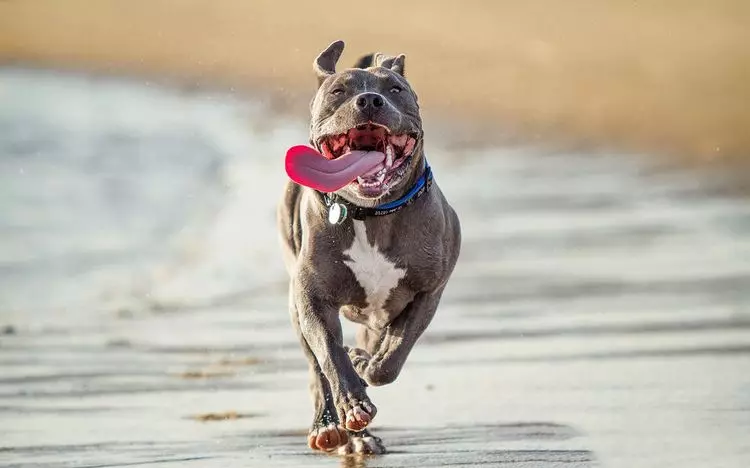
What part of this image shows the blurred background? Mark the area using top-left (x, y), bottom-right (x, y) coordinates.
top-left (1, 1), bottom-right (749, 468)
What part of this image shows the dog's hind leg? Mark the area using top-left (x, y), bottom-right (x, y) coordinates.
top-left (339, 290), bottom-right (444, 454)
top-left (337, 428), bottom-right (386, 455)
top-left (338, 330), bottom-right (388, 455)
top-left (355, 325), bottom-right (381, 353)
top-left (289, 294), bottom-right (349, 452)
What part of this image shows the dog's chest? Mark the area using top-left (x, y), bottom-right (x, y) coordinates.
top-left (342, 221), bottom-right (406, 315)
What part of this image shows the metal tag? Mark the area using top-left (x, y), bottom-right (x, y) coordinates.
top-left (328, 202), bottom-right (347, 225)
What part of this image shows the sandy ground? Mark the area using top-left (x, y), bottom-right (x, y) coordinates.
top-left (1, 0), bottom-right (749, 163)
top-left (1, 69), bottom-right (750, 468)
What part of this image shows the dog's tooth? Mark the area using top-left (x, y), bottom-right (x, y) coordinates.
top-left (403, 137), bottom-right (415, 156)
top-left (321, 141), bottom-right (334, 159)
top-left (343, 145), bottom-right (351, 154)
top-left (391, 134), bottom-right (408, 147)
top-left (385, 144), bottom-right (394, 167)
top-left (377, 172), bottom-right (386, 183)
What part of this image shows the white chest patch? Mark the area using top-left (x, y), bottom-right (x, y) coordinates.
top-left (343, 220), bottom-right (407, 312)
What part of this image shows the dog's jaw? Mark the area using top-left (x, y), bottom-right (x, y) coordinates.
top-left (317, 124), bottom-right (421, 200)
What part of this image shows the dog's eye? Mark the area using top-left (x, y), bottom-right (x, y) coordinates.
top-left (331, 88), bottom-right (345, 96)
top-left (390, 85), bottom-right (403, 94)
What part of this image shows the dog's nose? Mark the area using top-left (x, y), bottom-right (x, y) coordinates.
top-left (355, 93), bottom-right (385, 110)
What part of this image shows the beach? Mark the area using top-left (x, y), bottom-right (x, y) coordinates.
top-left (1, 3), bottom-right (750, 467)
top-left (1, 68), bottom-right (750, 468)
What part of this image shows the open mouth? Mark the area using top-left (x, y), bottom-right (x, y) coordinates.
top-left (318, 124), bottom-right (417, 196)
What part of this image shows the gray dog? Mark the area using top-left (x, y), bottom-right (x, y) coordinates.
top-left (277, 40), bottom-right (461, 455)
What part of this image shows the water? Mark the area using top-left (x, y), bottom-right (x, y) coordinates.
top-left (1, 69), bottom-right (749, 468)
top-left (0, 69), bottom-right (292, 321)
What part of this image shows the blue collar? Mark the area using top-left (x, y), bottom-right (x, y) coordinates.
top-left (372, 163), bottom-right (433, 213)
top-left (324, 162), bottom-right (433, 221)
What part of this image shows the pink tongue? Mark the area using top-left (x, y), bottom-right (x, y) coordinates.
top-left (285, 145), bottom-right (385, 192)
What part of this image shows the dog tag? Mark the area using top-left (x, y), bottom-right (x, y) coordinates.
top-left (328, 202), bottom-right (347, 225)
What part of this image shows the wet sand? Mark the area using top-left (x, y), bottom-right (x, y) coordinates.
top-left (1, 0), bottom-right (749, 162)
top-left (1, 70), bottom-right (750, 467)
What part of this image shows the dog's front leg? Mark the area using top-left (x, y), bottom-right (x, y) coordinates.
top-left (288, 297), bottom-right (350, 452)
top-left (353, 288), bottom-right (444, 387)
top-left (293, 279), bottom-right (377, 432)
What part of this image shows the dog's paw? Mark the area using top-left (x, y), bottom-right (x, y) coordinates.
top-left (339, 397), bottom-right (377, 432)
top-left (345, 346), bottom-right (371, 375)
top-left (308, 424), bottom-right (349, 452)
top-left (336, 429), bottom-right (386, 455)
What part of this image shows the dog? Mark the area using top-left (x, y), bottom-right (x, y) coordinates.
top-left (277, 40), bottom-right (461, 455)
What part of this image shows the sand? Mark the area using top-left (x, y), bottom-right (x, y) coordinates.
top-left (1, 0), bottom-right (749, 163)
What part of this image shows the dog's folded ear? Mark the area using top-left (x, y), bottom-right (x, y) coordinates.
top-left (373, 53), bottom-right (406, 77)
top-left (314, 40), bottom-right (345, 86)
top-left (352, 53), bottom-right (375, 69)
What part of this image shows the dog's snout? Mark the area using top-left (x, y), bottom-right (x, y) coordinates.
top-left (355, 93), bottom-right (385, 110)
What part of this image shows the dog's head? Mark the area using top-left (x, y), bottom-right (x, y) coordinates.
top-left (309, 40), bottom-right (423, 204)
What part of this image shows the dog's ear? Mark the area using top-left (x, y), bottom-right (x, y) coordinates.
top-left (314, 40), bottom-right (345, 86)
top-left (353, 53), bottom-right (375, 69)
top-left (373, 53), bottom-right (406, 77)
top-left (390, 54), bottom-right (406, 76)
